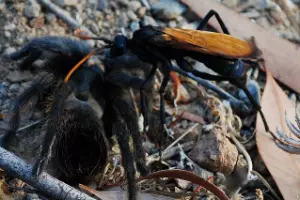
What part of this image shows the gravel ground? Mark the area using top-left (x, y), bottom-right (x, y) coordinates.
top-left (0, 0), bottom-right (299, 199)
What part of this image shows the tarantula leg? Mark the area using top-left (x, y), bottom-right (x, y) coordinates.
top-left (112, 108), bottom-right (137, 200)
top-left (197, 9), bottom-right (230, 34)
top-left (140, 65), bottom-right (158, 132)
top-left (32, 82), bottom-right (74, 176)
top-left (285, 112), bottom-right (300, 139)
top-left (0, 74), bottom-right (56, 148)
top-left (159, 66), bottom-right (173, 138)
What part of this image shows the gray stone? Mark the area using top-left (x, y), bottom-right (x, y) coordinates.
top-left (4, 24), bottom-right (16, 31)
top-left (54, 0), bottom-right (78, 6)
top-left (6, 71), bottom-right (33, 82)
top-left (143, 15), bottom-right (157, 26)
top-left (97, 0), bottom-right (108, 11)
top-left (4, 31), bottom-right (11, 38)
top-left (130, 21), bottom-right (140, 32)
top-left (127, 10), bottom-right (138, 21)
top-left (45, 13), bottom-right (57, 23)
top-left (9, 83), bottom-right (20, 92)
top-left (128, 1), bottom-right (142, 12)
top-left (2, 47), bottom-right (16, 58)
top-left (24, 0), bottom-right (41, 18)
top-left (151, 0), bottom-right (187, 21)
top-left (119, 12), bottom-right (129, 27)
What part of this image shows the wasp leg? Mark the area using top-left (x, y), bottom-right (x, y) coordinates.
top-left (0, 74), bottom-right (56, 148)
top-left (187, 70), bottom-right (273, 136)
top-left (140, 65), bottom-right (158, 133)
top-left (32, 82), bottom-right (74, 176)
top-left (197, 9), bottom-right (230, 34)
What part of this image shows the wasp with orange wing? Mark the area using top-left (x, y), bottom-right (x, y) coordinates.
top-left (74, 10), bottom-right (271, 141)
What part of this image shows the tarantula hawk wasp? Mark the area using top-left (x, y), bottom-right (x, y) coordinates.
top-left (74, 9), bottom-right (274, 142)
top-left (1, 36), bottom-right (151, 199)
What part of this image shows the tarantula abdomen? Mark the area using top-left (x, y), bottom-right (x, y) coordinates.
top-left (52, 98), bottom-right (109, 185)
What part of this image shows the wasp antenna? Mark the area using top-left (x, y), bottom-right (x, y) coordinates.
top-left (64, 51), bottom-right (96, 83)
top-left (74, 29), bottom-right (113, 44)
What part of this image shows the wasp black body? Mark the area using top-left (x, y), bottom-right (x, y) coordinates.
top-left (93, 10), bottom-right (270, 139)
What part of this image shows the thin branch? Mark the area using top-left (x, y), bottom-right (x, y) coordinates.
top-left (0, 147), bottom-right (96, 200)
top-left (38, 0), bottom-right (96, 37)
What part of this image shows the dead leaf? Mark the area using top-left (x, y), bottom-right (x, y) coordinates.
top-left (180, 0), bottom-right (300, 94)
top-left (256, 69), bottom-right (300, 200)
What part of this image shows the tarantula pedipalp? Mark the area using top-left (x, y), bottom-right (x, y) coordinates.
top-left (1, 36), bottom-right (149, 199)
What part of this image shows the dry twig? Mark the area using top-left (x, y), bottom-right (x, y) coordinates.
top-left (0, 147), bottom-right (96, 200)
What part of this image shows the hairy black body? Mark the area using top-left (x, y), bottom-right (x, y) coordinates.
top-left (1, 36), bottom-right (148, 200)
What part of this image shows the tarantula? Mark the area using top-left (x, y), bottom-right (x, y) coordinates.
top-left (1, 36), bottom-right (150, 199)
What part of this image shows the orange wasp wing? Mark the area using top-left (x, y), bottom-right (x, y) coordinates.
top-left (151, 27), bottom-right (255, 59)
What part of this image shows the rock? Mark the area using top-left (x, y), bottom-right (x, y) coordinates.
top-left (54, 0), bottom-right (78, 6)
top-left (188, 126), bottom-right (238, 175)
top-left (128, 1), bottom-right (142, 12)
top-left (143, 15), bottom-right (157, 26)
top-left (130, 21), bottom-right (140, 32)
top-left (151, 0), bottom-right (187, 21)
top-left (4, 31), bottom-right (11, 38)
top-left (117, 0), bottom-right (129, 7)
top-left (24, 0), bottom-right (41, 18)
top-left (127, 10), bottom-right (138, 21)
top-left (6, 71), bottom-right (33, 82)
top-left (29, 16), bottom-right (45, 28)
top-left (168, 20), bottom-right (177, 28)
top-left (118, 12), bottom-right (129, 27)
top-left (138, 7), bottom-right (147, 17)
top-left (4, 24), bottom-right (16, 31)
top-left (45, 13), bottom-right (57, 24)
top-left (2, 47), bottom-right (16, 58)
top-left (97, 0), bottom-right (108, 11)
top-left (9, 83), bottom-right (20, 92)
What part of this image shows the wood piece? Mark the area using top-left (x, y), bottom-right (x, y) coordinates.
top-left (180, 0), bottom-right (300, 93)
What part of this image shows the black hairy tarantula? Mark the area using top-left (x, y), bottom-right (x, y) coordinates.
top-left (1, 36), bottom-right (150, 199)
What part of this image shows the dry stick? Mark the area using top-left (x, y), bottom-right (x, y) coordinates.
top-left (273, 0), bottom-right (300, 35)
top-left (0, 147), bottom-right (96, 200)
top-left (38, 0), bottom-right (96, 37)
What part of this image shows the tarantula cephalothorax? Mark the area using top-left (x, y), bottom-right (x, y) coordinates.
top-left (1, 36), bottom-right (149, 199)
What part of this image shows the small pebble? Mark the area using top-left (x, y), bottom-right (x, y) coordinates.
top-left (9, 83), bottom-right (20, 92)
top-left (119, 12), bottom-right (129, 27)
top-left (54, 0), bottom-right (78, 6)
top-left (24, 0), bottom-right (41, 18)
top-left (128, 1), bottom-right (142, 12)
top-left (130, 21), bottom-right (140, 32)
top-left (4, 24), bottom-right (16, 31)
top-left (4, 31), bottom-right (11, 38)
top-left (97, 0), bottom-right (108, 11)
top-left (2, 47), bottom-right (16, 57)
top-left (127, 10), bottom-right (138, 21)
top-left (138, 7), bottom-right (147, 17)
top-left (143, 15), bottom-right (157, 26)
